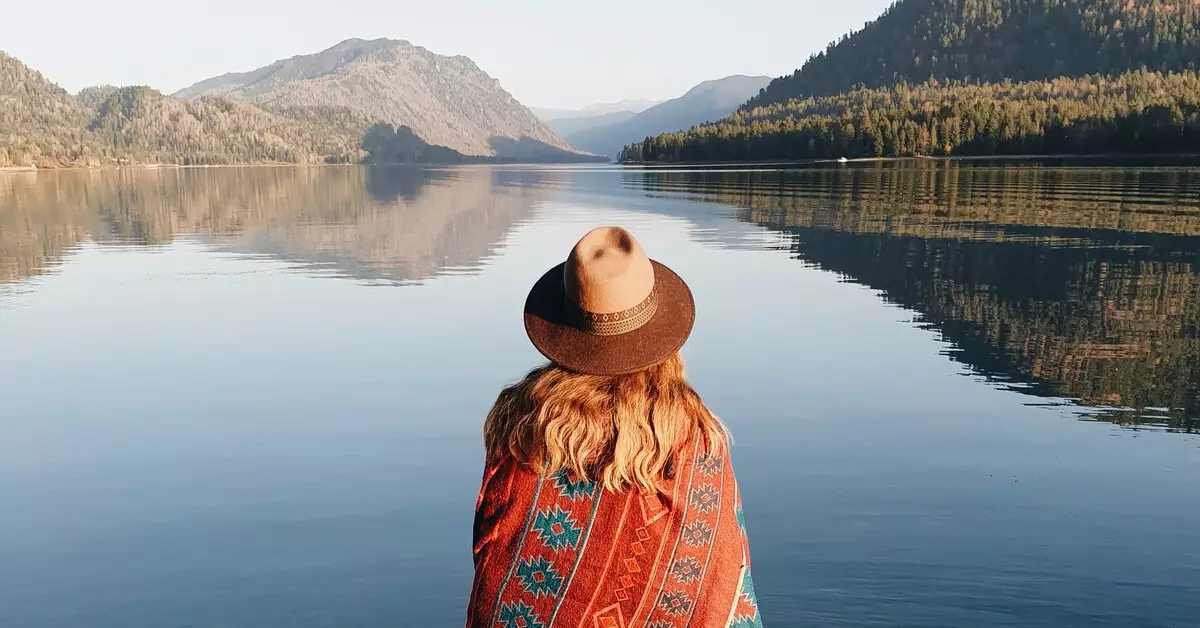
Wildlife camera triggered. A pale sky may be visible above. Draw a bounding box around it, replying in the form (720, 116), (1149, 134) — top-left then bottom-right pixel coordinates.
(1, 0), (892, 110)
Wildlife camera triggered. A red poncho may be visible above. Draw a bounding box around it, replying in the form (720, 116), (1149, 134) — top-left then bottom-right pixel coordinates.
(466, 442), (762, 627)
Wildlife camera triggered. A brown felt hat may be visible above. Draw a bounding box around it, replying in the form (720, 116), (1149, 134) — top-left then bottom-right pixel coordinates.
(524, 226), (695, 375)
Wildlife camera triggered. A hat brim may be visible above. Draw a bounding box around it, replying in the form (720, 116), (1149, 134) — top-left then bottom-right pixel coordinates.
(524, 260), (695, 376)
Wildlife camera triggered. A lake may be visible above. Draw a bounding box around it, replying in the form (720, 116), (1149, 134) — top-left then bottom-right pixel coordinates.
(1, 162), (1198, 627)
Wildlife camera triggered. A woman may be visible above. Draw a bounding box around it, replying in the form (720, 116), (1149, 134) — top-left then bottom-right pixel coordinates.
(466, 227), (761, 628)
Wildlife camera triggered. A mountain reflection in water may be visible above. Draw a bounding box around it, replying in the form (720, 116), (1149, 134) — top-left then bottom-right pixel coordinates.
(630, 163), (1200, 431)
(2, 162), (1200, 627)
(2, 162), (1197, 433)
(0, 166), (562, 286)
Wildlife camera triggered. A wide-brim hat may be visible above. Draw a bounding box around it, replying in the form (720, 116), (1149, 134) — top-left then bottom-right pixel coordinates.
(524, 226), (695, 375)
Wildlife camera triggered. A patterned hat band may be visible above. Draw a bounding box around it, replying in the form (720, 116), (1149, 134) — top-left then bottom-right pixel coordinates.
(572, 288), (659, 336)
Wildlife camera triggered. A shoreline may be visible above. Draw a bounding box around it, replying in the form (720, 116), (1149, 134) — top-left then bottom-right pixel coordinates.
(0, 159), (608, 173)
(0, 162), (357, 173)
(8, 152), (1200, 174)
(618, 153), (1200, 168)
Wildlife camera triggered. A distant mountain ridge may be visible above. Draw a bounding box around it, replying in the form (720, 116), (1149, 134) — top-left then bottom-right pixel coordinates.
(562, 75), (771, 159)
(532, 99), (660, 120)
(175, 38), (573, 158)
(544, 110), (639, 138)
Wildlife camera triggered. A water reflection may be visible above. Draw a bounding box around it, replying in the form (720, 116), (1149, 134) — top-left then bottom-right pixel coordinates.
(4, 163), (1198, 430)
(633, 164), (1200, 431)
(2, 163), (1200, 627)
(0, 166), (561, 286)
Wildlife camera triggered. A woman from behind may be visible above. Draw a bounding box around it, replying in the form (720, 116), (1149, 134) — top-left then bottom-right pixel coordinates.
(466, 227), (761, 628)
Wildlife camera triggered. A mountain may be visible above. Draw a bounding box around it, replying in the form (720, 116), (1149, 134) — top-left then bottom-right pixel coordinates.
(361, 123), (470, 164)
(622, 71), (1200, 162)
(75, 85), (119, 109)
(561, 75), (771, 159)
(531, 99), (660, 120)
(175, 38), (573, 159)
(86, 86), (373, 164)
(624, 0), (1200, 163)
(747, 0), (1200, 109)
(1, 52), (596, 168)
(544, 110), (638, 138)
(0, 51), (376, 167)
(534, 99), (664, 143)
(0, 51), (102, 167)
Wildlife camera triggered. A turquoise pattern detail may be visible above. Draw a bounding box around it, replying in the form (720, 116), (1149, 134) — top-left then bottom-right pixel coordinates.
(532, 506), (583, 550)
(729, 566), (763, 627)
(551, 469), (595, 501)
(730, 615), (764, 628)
(498, 601), (545, 628)
(740, 566), (759, 608)
(515, 556), (563, 597)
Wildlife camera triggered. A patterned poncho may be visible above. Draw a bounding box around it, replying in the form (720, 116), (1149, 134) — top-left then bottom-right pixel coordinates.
(466, 443), (762, 627)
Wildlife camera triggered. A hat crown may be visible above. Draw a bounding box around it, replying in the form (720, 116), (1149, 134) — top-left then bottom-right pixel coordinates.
(564, 227), (655, 315)
(525, 225), (695, 374)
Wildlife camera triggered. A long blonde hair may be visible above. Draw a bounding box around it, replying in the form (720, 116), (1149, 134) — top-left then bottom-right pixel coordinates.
(484, 353), (728, 494)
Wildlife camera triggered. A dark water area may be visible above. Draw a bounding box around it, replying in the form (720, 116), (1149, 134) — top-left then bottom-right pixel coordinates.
(1, 162), (1198, 627)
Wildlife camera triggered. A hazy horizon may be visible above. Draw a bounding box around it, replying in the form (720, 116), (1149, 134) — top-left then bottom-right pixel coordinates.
(0, 0), (892, 109)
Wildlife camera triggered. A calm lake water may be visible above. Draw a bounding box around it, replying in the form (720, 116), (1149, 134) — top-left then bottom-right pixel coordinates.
(1, 162), (1198, 627)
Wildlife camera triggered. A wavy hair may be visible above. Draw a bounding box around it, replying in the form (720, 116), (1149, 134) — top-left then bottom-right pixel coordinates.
(484, 353), (728, 494)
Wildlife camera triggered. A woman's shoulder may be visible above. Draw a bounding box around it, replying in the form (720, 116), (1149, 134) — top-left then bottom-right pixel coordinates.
(474, 456), (540, 510)
(685, 439), (738, 479)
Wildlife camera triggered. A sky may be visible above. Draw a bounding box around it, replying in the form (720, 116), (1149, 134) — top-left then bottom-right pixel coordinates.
(1, 0), (893, 110)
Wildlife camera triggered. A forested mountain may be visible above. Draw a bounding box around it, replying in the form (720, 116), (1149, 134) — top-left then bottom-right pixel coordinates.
(86, 86), (373, 165)
(175, 38), (572, 159)
(0, 51), (376, 168)
(75, 85), (119, 109)
(361, 124), (471, 164)
(0, 52), (103, 167)
(747, 0), (1200, 109)
(624, 0), (1200, 162)
(565, 75), (771, 159)
(621, 71), (1200, 162)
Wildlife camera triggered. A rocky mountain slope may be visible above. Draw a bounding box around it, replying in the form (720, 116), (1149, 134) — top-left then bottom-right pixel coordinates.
(176, 38), (573, 158)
